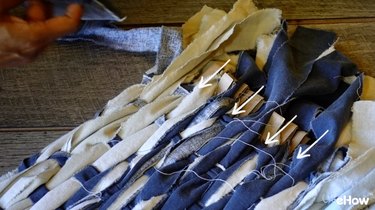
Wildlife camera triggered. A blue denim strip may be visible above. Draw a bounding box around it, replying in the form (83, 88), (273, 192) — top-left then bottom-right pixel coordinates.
(182, 145), (231, 184)
(98, 168), (156, 210)
(63, 166), (111, 208)
(107, 134), (122, 147)
(18, 151), (69, 172)
(188, 97), (234, 127)
(158, 146), (231, 209)
(74, 165), (100, 183)
(104, 95), (237, 203)
(199, 153), (256, 205)
(224, 179), (276, 210)
(162, 122), (224, 167)
(285, 100), (323, 131)
(18, 153), (40, 172)
(125, 159), (191, 209)
(29, 185), (49, 203)
(62, 23), (182, 76)
(266, 74), (363, 197)
(236, 51), (267, 90)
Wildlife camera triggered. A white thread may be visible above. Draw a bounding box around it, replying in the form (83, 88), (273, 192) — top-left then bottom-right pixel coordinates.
(216, 163), (226, 171)
(269, 40), (289, 70)
(230, 118), (263, 136)
(72, 179), (102, 200)
(247, 203), (256, 210)
(233, 138), (295, 186)
(264, 100), (282, 107)
(232, 118), (269, 126)
(211, 136), (296, 186)
(357, 74), (362, 99)
(153, 167), (236, 192)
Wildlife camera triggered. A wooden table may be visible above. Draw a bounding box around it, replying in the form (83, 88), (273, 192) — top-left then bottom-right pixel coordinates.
(1, 0), (374, 174)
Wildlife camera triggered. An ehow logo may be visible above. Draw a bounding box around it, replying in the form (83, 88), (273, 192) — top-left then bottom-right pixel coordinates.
(336, 195), (369, 206)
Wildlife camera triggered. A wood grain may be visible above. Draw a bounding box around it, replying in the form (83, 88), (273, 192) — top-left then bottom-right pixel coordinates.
(0, 131), (67, 175)
(0, 41), (155, 128)
(113, 0), (375, 25)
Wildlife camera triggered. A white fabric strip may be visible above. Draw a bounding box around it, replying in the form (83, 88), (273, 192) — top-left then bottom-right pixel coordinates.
(102, 84), (145, 116)
(71, 115), (131, 154)
(294, 148), (375, 210)
(349, 101), (375, 159)
(255, 33), (277, 70)
(0, 160), (60, 209)
(107, 175), (149, 210)
(167, 81), (218, 119)
(118, 95), (182, 138)
(132, 195), (166, 210)
(93, 123), (159, 172)
(46, 143), (109, 190)
(37, 104), (138, 163)
(31, 178), (81, 210)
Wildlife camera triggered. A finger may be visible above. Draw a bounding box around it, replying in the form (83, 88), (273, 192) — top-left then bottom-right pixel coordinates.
(0, 0), (25, 14)
(0, 52), (32, 67)
(30, 3), (83, 40)
(26, 0), (48, 21)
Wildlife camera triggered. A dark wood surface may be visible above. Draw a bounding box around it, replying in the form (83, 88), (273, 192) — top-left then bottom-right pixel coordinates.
(1, 0), (374, 174)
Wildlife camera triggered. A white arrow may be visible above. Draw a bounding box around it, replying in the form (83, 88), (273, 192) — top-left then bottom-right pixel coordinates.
(232, 85), (264, 115)
(198, 59), (231, 89)
(265, 115), (298, 145)
(296, 129), (330, 159)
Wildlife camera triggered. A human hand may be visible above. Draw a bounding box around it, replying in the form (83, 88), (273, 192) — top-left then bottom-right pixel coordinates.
(0, 0), (83, 67)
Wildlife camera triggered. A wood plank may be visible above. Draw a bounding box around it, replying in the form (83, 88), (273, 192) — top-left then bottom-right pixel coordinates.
(113, 0), (375, 25)
(0, 131), (67, 175)
(0, 41), (155, 128)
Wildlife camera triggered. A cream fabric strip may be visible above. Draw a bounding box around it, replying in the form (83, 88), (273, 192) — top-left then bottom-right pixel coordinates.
(107, 175), (150, 210)
(118, 95), (182, 139)
(7, 197), (33, 210)
(222, 9), (281, 52)
(102, 84), (145, 116)
(31, 178), (81, 210)
(93, 123), (158, 172)
(349, 101), (375, 159)
(167, 80), (218, 119)
(36, 104), (138, 163)
(46, 143), (109, 190)
(71, 115), (131, 154)
(0, 160), (60, 209)
(132, 195), (166, 210)
(182, 6), (226, 49)
(61, 104), (138, 153)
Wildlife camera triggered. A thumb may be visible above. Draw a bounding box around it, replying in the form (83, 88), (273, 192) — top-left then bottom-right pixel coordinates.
(32, 3), (84, 40)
